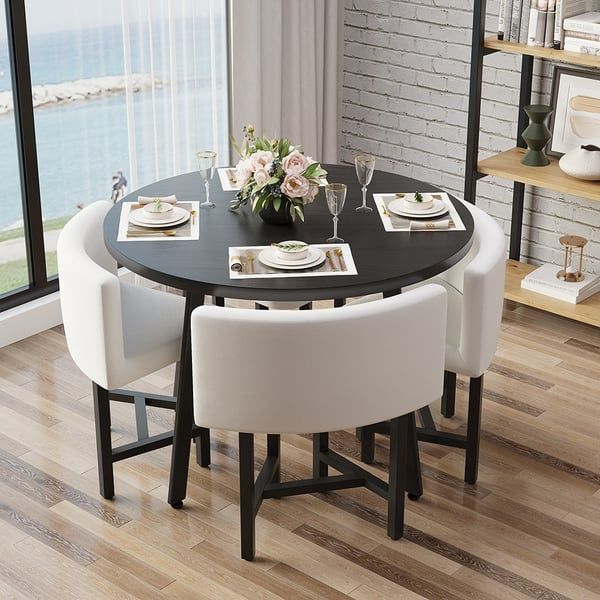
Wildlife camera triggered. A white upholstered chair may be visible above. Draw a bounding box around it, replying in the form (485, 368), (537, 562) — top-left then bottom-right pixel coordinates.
(191, 285), (447, 560)
(350, 200), (506, 484)
(58, 201), (204, 499)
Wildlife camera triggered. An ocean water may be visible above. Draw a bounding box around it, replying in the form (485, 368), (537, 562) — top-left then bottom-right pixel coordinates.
(0, 19), (228, 230)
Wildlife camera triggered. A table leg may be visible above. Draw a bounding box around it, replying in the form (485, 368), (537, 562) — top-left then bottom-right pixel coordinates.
(168, 291), (205, 509)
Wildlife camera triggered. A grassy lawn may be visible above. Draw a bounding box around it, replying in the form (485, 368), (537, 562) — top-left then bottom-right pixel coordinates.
(0, 252), (57, 296)
(0, 215), (73, 243)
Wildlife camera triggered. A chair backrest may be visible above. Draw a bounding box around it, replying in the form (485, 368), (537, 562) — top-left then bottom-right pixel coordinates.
(57, 201), (124, 389)
(441, 200), (506, 377)
(191, 285), (447, 434)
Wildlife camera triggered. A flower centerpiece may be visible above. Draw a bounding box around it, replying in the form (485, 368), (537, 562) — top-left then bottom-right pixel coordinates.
(229, 125), (327, 225)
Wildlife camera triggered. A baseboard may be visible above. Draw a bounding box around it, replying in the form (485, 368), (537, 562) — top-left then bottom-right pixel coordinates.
(0, 268), (136, 349)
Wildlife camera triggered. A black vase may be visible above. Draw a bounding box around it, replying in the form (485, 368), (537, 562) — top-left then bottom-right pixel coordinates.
(259, 199), (294, 225)
(521, 104), (553, 167)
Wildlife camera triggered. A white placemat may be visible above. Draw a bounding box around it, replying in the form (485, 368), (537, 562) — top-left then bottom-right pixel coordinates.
(228, 243), (357, 279)
(218, 167), (240, 191)
(117, 201), (200, 241)
(373, 193), (466, 232)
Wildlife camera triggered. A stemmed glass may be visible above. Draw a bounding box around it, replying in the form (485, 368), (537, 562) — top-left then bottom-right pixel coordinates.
(325, 183), (347, 243)
(197, 150), (217, 209)
(355, 154), (376, 212)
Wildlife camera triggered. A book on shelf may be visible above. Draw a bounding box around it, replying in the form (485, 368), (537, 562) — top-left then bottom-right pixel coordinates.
(512, 0), (524, 40)
(528, 0), (549, 46)
(563, 27), (600, 40)
(499, 0), (507, 39)
(546, 0), (558, 46)
(520, 0), (533, 42)
(563, 10), (600, 34)
(505, 0), (515, 40)
(554, 0), (600, 48)
(521, 263), (600, 304)
(564, 35), (600, 51)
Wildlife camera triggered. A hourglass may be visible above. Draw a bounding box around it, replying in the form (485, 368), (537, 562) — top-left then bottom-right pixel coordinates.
(556, 235), (587, 283)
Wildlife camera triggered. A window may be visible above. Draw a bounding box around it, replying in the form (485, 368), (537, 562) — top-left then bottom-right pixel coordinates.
(0, 0), (229, 308)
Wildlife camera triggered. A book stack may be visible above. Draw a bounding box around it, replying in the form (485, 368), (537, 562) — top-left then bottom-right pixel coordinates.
(498, 0), (600, 50)
(521, 263), (600, 303)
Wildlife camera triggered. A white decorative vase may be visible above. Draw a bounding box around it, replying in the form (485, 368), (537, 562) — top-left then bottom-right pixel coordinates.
(559, 144), (600, 181)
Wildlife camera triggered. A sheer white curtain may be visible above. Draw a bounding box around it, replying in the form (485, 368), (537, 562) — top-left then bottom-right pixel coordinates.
(230, 0), (342, 163)
(120, 0), (229, 190)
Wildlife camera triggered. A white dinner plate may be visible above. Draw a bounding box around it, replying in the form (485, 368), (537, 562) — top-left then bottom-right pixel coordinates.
(386, 197), (448, 218)
(129, 206), (190, 228)
(258, 247), (326, 270)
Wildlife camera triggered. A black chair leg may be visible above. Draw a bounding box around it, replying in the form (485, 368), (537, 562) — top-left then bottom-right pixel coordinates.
(312, 433), (328, 478)
(388, 414), (409, 540)
(239, 433), (255, 561)
(194, 428), (211, 467)
(255, 303), (269, 310)
(267, 434), (281, 483)
(92, 383), (114, 499)
(360, 425), (376, 464)
(299, 302), (312, 310)
(465, 375), (483, 484)
(406, 412), (423, 500)
(441, 371), (457, 418)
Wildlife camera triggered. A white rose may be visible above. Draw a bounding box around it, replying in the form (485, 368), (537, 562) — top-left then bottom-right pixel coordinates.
(281, 174), (310, 198)
(250, 150), (273, 172)
(235, 158), (253, 187)
(303, 184), (319, 204)
(282, 150), (310, 175)
(254, 167), (270, 187)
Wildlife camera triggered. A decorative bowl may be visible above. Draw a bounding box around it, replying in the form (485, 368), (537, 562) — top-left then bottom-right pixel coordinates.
(273, 240), (310, 262)
(403, 193), (434, 211)
(143, 202), (174, 220)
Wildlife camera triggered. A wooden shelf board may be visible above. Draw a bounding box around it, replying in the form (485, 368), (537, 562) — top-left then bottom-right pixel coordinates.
(505, 259), (600, 327)
(484, 36), (600, 69)
(478, 148), (600, 202)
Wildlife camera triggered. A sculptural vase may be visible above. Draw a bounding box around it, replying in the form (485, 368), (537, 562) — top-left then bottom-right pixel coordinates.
(521, 105), (553, 167)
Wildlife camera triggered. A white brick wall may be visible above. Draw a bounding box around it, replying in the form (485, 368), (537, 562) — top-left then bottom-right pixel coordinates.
(342, 0), (600, 275)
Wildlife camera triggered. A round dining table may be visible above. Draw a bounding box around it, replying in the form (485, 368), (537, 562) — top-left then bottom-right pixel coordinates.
(103, 164), (475, 508)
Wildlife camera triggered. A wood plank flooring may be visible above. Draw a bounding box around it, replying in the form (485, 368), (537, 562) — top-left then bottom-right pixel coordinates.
(0, 300), (598, 599)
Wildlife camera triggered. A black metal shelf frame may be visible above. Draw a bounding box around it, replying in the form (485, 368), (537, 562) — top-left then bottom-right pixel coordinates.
(464, 0), (533, 261)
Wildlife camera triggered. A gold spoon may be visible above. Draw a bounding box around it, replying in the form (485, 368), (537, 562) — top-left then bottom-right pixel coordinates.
(334, 247), (347, 271)
(190, 210), (197, 225)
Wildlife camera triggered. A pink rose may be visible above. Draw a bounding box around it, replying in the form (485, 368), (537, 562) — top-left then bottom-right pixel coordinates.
(235, 158), (253, 187)
(254, 167), (270, 187)
(282, 150), (309, 175)
(281, 174), (310, 198)
(250, 150), (273, 172)
(303, 184), (319, 204)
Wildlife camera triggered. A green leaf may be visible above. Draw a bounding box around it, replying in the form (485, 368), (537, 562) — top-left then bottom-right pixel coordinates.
(273, 196), (281, 212)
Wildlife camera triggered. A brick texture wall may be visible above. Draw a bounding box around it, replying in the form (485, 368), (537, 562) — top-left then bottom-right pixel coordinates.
(341, 0), (600, 275)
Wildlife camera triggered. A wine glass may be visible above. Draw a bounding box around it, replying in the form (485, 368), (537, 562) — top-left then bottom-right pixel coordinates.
(355, 154), (376, 213)
(325, 183), (347, 243)
(197, 150), (217, 209)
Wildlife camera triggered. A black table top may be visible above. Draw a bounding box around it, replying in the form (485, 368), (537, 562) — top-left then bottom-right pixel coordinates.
(103, 164), (474, 301)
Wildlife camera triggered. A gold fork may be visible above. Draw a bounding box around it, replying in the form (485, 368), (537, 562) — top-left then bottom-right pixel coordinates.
(334, 248), (347, 271)
(246, 251), (255, 274)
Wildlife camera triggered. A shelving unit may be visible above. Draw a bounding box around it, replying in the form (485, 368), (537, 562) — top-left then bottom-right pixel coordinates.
(465, 3), (600, 327)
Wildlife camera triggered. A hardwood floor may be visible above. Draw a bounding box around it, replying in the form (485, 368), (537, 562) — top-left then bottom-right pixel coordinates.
(0, 301), (598, 599)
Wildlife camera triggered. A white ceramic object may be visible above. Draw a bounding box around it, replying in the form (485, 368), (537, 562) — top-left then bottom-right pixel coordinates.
(387, 197), (448, 218)
(559, 144), (600, 181)
(143, 202), (174, 220)
(402, 193), (434, 212)
(259, 247), (325, 270)
(273, 241), (310, 262)
(129, 206), (190, 228)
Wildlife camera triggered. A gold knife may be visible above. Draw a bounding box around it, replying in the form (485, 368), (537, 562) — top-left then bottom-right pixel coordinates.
(326, 250), (336, 271)
(381, 202), (390, 217)
(246, 251), (255, 273)
(126, 229), (177, 237)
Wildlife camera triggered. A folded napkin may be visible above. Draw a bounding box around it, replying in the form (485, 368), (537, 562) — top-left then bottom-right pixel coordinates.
(410, 219), (449, 231)
(230, 254), (243, 272)
(138, 194), (178, 205)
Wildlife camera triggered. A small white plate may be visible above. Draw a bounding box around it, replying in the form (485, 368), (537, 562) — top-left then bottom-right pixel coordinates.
(258, 247), (326, 270)
(387, 197), (448, 218)
(129, 206), (190, 228)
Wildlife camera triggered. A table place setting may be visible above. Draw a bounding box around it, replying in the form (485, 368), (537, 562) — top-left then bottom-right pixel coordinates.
(117, 195), (200, 241)
(373, 192), (466, 232)
(218, 167), (240, 191)
(228, 241), (357, 279)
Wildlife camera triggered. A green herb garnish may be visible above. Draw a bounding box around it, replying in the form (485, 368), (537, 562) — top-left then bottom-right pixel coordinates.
(414, 192), (423, 203)
(272, 241), (308, 251)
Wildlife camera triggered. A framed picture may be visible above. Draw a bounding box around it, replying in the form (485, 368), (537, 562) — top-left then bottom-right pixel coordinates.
(549, 66), (600, 157)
